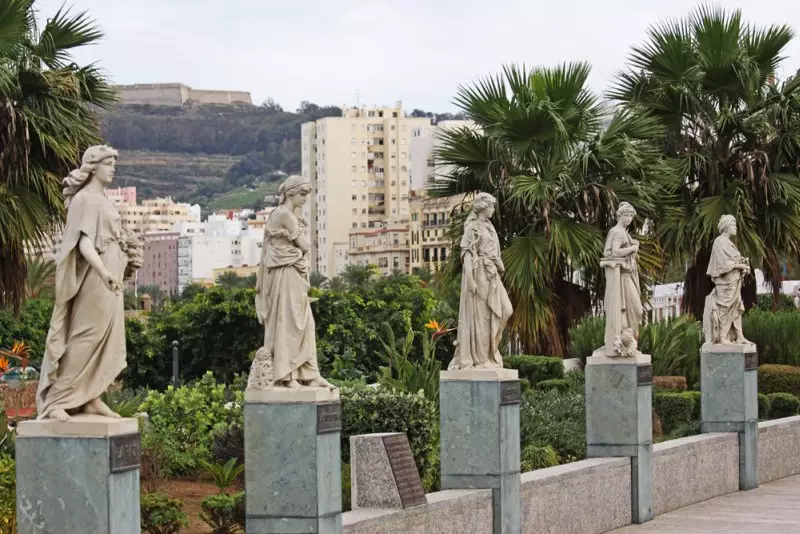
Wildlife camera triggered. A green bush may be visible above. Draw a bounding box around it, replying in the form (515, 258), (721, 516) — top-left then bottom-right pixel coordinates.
(0, 455), (15, 534)
(211, 423), (244, 465)
(564, 370), (585, 393)
(520, 389), (585, 463)
(535, 379), (570, 393)
(665, 421), (701, 440)
(519, 378), (532, 393)
(758, 393), (771, 420)
(200, 492), (244, 534)
(342, 463), (352, 512)
(504, 355), (564, 384)
(744, 311), (800, 366)
(767, 393), (800, 419)
(140, 492), (188, 534)
(685, 391), (701, 421)
(756, 293), (797, 312)
(140, 372), (243, 475)
(653, 392), (695, 434)
(568, 316), (605, 360)
(758, 364), (800, 396)
(520, 445), (559, 472)
(340, 384), (438, 491)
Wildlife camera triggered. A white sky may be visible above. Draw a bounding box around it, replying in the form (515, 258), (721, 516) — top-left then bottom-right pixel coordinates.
(39, 0), (800, 112)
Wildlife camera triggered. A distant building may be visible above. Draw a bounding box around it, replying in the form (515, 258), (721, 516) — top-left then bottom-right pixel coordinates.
(409, 194), (466, 273)
(348, 225), (411, 275)
(106, 187), (137, 208)
(119, 197), (198, 235)
(409, 120), (475, 192)
(139, 232), (180, 296)
(114, 83), (252, 107)
(211, 265), (259, 282)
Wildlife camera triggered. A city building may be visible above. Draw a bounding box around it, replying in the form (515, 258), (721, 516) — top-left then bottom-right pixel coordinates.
(409, 120), (475, 191)
(348, 225), (411, 275)
(119, 197), (198, 235)
(409, 193), (466, 273)
(106, 187), (137, 208)
(114, 83), (252, 107)
(138, 232), (180, 296)
(178, 235), (244, 291)
(301, 103), (432, 277)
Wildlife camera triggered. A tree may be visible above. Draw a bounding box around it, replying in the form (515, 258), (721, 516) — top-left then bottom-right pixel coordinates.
(340, 264), (378, 290)
(216, 271), (243, 290)
(309, 272), (327, 288)
(610, 6), (800, 316)
(0, 0), (116, 312)
(138, 284), (166, 308)
(25, 256), (55, 300)
(435, 63), (678, 356)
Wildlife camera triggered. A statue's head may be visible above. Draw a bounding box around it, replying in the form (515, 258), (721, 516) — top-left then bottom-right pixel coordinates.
(472, 192), (497, 219)
(718, 214), (737, 237)
(616, 202), (637, 227)
(62, 145), (119, 206)
(279, 175), (312, 208)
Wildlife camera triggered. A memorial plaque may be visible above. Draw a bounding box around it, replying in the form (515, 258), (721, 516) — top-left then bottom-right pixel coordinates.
(109, 433), (140, 473)
(500, 380), (522, 405)
(382, 434), (426, 508)
(637, 364), (652, 386)
(316, 402), (342, 434)
(745, 352), (758, 371)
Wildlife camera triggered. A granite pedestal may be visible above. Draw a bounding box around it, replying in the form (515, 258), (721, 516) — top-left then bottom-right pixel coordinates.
(16, 415), (141, 534)
(700, 343), (758, 490)
(440, 369), (521, 534)
(244, 388), (342, 533)
(586, 352), (653, 524)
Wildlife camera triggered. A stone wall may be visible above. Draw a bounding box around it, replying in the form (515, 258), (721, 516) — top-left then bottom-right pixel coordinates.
(342, 417), (800, 533)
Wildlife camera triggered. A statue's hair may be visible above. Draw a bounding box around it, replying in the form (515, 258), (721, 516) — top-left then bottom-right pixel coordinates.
(279, 175), (312, 203)
(616, 201), (637, 219)
(465, 192), (497, 225)
(718, 214), (736, 234)
(62, 145), (118, 206)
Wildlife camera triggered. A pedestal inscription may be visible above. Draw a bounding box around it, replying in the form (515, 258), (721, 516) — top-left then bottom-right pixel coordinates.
(317, 403), (342, 434)
(383, 434), (426, 508)
(110, 433), (141, 473)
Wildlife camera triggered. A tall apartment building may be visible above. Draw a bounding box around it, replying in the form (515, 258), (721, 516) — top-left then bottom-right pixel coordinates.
(139, 232), (180, 296)
(301, 103), (432, 277)
(409, 120), (475, 191)
(119, 197), (198, 235)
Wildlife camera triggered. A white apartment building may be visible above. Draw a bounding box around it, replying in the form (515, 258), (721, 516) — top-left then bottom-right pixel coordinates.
(119, 196), (199, 235)
(409, 120), (475, 192)
(178, 235), (243, 291)
(301, 103), (432, 277)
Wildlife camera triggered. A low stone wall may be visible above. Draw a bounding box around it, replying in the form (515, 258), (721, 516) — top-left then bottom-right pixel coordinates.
(758, 416), (800, 484)
(342, 418), (800, 533)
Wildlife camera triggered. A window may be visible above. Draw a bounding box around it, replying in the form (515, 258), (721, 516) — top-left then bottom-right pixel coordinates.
(351, 165), (357, 172)
(352, 208), (357, 215)
(391, 124), (396, 131)
(352, 195), (357, 201)
(362, 209), (367, 214)
(393, 112), (398, 118)
(352, 222), (357, 228)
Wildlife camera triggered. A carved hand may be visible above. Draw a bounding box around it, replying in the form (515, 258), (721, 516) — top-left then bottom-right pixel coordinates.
(100, 269), (122, 294)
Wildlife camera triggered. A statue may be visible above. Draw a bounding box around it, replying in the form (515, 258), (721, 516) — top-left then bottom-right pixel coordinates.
(448, 192), (513, 370)
(703, 215), (752, 345)
(249, 175), (335, 390)
(37, 145), (143, 420)
(599, 202), (644, 358)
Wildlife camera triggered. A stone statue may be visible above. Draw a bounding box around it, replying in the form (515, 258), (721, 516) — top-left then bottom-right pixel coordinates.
(249, 175), (335, 390)
(37, 145), (143, 420)
(448, 192), (513, 370)
(599, 202), (644, 358)
(703, 215), (752, 345)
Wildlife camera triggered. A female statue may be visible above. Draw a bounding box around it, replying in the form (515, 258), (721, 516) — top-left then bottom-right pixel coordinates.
(599, 202), (643, 357)
(448, 192), (513, 370)
(703, 215), (751, 345)
(37, 145), (143, 420)
(251, 175), (334, 389)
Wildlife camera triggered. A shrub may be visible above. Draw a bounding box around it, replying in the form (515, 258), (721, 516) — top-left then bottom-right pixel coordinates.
(535, 379), (570, 393)
(211, 423), (245, 465)
(340, 384), (438, 490)
(685, 391), (701, 421)
(200, 492), (243, 534)
(520, 389), (585, 463)
(767, 393), (800, 419)
(665, 421), (701, 440)
(568, 316), (605, 360)
(744, 311), (800, 366)
(564, 370), (585, 392)
(519, 378), (531, 393)
(504, 355), (564, 385)
(756, 293), (797, 312)
(653, 392), (695, 434)
(342, 463), (352, 512)
(758, 364), (800, 396)
(758, 393), (771, 420)
(0, 456), (15, 534)
(520, 445), (559, 472)
(199, 458), (244, 494)
(140, 492), (188, 534)
(653, 376), (687, 392)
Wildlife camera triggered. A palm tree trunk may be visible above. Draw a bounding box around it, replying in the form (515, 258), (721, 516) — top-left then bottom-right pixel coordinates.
(682, 246), (712, 319)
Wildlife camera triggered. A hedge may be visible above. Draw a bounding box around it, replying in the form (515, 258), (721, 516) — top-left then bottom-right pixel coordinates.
(767, 393), (800, 419)
(521, 445), (559, 472)
(758, 364), (800, 397)
(758, 393), (771, 420)
(653, 392), (696, 434)
(504, 355), (564, 384)
(535, 379), (570, 393)
(653, 376), (687, 392)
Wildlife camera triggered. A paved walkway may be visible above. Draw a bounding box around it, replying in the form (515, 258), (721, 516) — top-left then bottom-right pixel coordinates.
(612, 474), (800, 533)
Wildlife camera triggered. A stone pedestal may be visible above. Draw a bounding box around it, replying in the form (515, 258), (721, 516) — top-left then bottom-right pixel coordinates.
(16, 415), (141, 534)
(586, 352), (653, 524)
(244, 388), (342, 533)
(700, 343), (758, 490)
(440, 369), (521, 534)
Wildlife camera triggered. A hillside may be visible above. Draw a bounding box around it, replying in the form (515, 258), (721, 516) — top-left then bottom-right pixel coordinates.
(99, 102), (341, 208)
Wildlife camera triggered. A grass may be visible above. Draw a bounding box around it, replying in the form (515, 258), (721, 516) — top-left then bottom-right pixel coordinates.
(206, 183), (280, 211)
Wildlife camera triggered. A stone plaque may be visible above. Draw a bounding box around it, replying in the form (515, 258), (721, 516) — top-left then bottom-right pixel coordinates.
(500, 380), (522, 405)
(745, 352), (758, 371)
(637, 364), (652, 386)
(316, 402), (342, 434)
(382, 434), (426, 508)
(109, 433), (140, 473)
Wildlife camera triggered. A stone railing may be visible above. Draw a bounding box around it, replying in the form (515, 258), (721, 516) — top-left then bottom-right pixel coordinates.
(343, 417), (800, 533)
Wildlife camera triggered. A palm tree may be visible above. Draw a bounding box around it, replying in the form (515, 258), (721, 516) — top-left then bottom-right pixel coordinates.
(216, 271), (242, 290)
(610, 6), (800, 315)
(434, 63), (678, 356)
(0, 0), (116, 312)
(25, 255), (55, 299)
(340, 264), (377, 290)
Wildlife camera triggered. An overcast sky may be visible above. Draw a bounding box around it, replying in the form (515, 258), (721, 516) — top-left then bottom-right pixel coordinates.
(39, 0), (800, 112)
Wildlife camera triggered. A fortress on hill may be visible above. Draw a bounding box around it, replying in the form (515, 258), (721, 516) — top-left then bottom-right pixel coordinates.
(114, 83), (252, 106)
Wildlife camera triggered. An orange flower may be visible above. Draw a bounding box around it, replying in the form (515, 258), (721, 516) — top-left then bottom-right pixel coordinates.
(0, 356), (9, 373)
(425, 320), (446, 331)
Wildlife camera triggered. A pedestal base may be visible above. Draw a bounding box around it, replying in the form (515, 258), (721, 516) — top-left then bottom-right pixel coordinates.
(586, 353), (653, 524)
(16, 415), (141, 534)
(700, 344), (759, 490)
(244, 388), (342, 533)
(440, 369), (521, 534)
